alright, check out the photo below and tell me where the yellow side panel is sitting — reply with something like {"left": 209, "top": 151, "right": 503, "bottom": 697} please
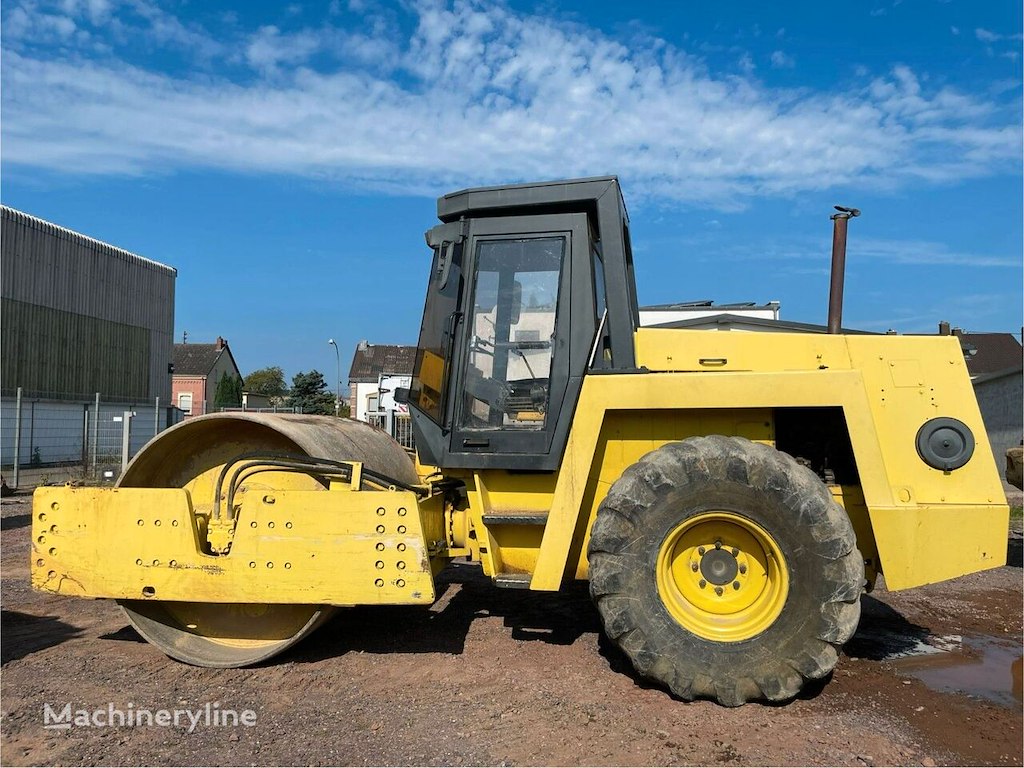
{"left": 870, "top": 504, "right": 1008, "bottom": 589}
{"left": 32, "top": 486, "right": 436, "bottom": 605}
{"left": 460, "top": 470, "right": 560, "bottom": 577}
{"left": 632, "top": 329, "right": 1005, "bottom": 506}
{"left": 844, "top": 335, "right": 1004, "bottom": 506}
{"left": 532, "top": 368, "right": 885, "bottom": 590}
{"left": 531, "top": 328, "right": 1008, "bottom": 592}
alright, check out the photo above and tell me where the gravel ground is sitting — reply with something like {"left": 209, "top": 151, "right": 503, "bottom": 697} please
{"left": 1, "top": 493, "right": 1021, "bottom": 767}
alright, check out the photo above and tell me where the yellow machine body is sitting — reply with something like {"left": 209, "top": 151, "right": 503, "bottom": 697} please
{"left": 33, "top": 328, "right": 1007, "bottom": 606}
{"left": 26, "top": 175, "right": 1011, "bottom": 689}
{"left": 447, "top": 329, "right": 1007, "bottom": 592}
{"left": 33, "top": 484, "right": 443, "bottom": 605}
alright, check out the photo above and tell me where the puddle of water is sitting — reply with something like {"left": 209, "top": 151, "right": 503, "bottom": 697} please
{"left": 895, "top": 635, "right": 1023, "bottom": 708}
{"left": 850, "top": 626, "right": 962, "bottom": 660}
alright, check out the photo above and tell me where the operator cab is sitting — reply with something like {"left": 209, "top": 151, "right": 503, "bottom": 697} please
{"left": 405, "top": 177, "right": 640, "bottom": 470}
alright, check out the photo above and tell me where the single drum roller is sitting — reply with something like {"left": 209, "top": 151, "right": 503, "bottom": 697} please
{"left": 116, "top": 412, "right": 418, "bottom": 668}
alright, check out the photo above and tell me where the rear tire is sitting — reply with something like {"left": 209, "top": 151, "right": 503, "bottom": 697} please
{"left": 588, "top": 435, "right": 863, "bottom": 706}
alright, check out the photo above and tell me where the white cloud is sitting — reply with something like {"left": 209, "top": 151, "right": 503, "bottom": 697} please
{"left": 245, "top": 25, "right": 320, "bottom": 74}
{"left": 853, "top": 293, "right": 1017, "bottom": 333}
{"left": 4, "top": 5, "right": 78, "bottom": 41}
{"left": 58, "top": 0, "right": 111, "bottom": 24}
{"left": 975, "top": 27, "right": 1024, "bottom": 43}
{"left": 711, "top": 235, "right": 1019, "bottom": 269}
{"left": 1, "top": 0, "right": 1020, "bottom": 209}
{"left": 852, "top": 237, "right": 1019, "bottom": 268}
{"left": 769, "top": 50, "right": 794, "bottom": 69}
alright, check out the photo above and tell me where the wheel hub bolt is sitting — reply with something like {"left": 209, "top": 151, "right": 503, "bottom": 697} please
{"left": 732, "top": 581, "right": 740, "bottom": 590}
{"left": 714, "top": 539, "right": 722, "bottom": 549}
{"left": 691, "top": 562, "right": 699, "bottom": 572}
{"left": 699, "top": 579, "right": 707, "bottom": 589}
{"left": 731, "top": 548, "right": 739, "bottom": 557}
{"left": 739, "top": 564, "right": 747, "bottom": 574}
{"left": 698, "top": 546, "right": 706, "bottom": 555}
{"left": 714, "top": 586, "right": 724, "bottom": 596}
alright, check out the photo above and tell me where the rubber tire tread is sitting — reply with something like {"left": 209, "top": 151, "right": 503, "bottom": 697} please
{"left": 588, "top": 435, "right": 863, "bottom": 707}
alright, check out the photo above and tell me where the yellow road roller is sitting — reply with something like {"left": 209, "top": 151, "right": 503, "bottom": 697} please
{"left": 32, "top": 177, "right": 1009, "bottom": 706}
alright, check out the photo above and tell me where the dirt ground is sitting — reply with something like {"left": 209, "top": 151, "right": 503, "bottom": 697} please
{"left": 1, "top": 493, "right": 1021, "bottom": 767}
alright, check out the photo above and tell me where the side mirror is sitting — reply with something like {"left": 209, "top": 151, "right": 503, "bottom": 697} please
{"left": 424, "top": 222, "right": 466, "bottom": 290}
{"left": 394, "top": 387, "right": 411, "bottom": 405}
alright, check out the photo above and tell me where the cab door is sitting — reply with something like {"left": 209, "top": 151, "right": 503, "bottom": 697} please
{"left": 450, "top": 213, "right": 590, "bottom": 462}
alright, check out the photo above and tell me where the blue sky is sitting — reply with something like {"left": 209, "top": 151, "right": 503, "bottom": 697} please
{"left": 2, "top": 0, "right": 1021, "bottom": 390}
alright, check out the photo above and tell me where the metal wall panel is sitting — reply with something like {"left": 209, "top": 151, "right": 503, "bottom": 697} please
{"left": 1, "top": 299, "right": 150, "bottom": 398}
{"left": 1, "top": 207, "right": 176, "bottom": 401}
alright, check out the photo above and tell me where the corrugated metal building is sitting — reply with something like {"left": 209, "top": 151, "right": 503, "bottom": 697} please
{"left": 1, "top": 206, "right": 176, "bottom": 402}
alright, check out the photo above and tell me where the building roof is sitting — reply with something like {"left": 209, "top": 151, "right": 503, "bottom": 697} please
{"left": 972, "top": 365, "right": 1024, "bottom": 385}
{"left": 645, "top": 313, "right": 875, "bottom": 335}
{"left": 348, "top": 342, "right": 417, "bottom": 383}
{"left": 956, "top": 331, "right": 1023, "bottom": 378}
{"left": 173, "top": 337, "right": 239, "bottom": 377}
{"left": 640, "top": 300, "right": 779, "bottom": 312}
{"left": 1, "top": 205, "right": 176, "bottom": 276}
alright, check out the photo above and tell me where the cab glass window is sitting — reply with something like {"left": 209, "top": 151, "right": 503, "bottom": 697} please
{"left": 460, "top": 237, "right": 565, "bottom": 431}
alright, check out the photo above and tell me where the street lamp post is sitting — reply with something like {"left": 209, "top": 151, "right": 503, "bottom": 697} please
{"left": 327, "top": 338, "right": 341, "bottom": 417}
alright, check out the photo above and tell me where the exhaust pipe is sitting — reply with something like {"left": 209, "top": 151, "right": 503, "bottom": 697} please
{"left": 827, "top": 205, "right": 860, "bottom": 334}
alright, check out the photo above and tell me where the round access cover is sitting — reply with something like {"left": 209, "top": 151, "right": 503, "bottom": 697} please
{"left": 915, "top": 417, "right": 975, "bottom": 471}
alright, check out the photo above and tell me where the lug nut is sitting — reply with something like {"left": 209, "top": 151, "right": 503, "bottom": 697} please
{"left": 714, "top": 539, "right": 722, "bottom": 550}
{"left": 698, "top": 579, "right": 707, "bottom": 589}
{"left": 739, "top": 564, "right": 747, "bottom": 574}
{"left": 733, "top": 581, "right": 740, "bottom": 590}
{"left": 690, "top": 562, "right": 699, "bottom": 572}
{"left": 714, "top": 586, "right": 724, "bottom": 596}
{"left": 698, "top": 546, "right": 706, "bottom": 556}
{"left": 731, "top": 548, "right": 739, "bottom": 557}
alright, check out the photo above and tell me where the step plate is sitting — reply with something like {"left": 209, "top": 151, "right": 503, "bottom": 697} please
{"left": 481, "top": 513, "right": 548, "bottom": 526}
{"left": 494, "top": 573, "right": 532, "bottom": 589}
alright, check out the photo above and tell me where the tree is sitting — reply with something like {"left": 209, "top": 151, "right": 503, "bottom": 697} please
{"left": 213, "top": 373, "right": 243, "bottom": 410}
{"left": 244, "top": 366, "right": 289, "bottom": 397}
{"left": 286, "top": 370, "right": 337, "bottom": 415}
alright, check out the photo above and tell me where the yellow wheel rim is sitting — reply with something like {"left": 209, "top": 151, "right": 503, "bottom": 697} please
{"left": 656, "top": 511, "right": 789, "bottom": 642}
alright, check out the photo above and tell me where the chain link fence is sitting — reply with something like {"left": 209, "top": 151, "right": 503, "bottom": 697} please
{"left": 1, "top": 388, "right": 184, "bottom": 489}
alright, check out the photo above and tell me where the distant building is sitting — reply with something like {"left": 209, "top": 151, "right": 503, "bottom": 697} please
{"left": 241, "top": 392, "right": 272, "bottom": 410}
{"left": 642, "top": 301, "right": 872, "bottom": 335}
{"left": 347, "top": 341, "right": 417, "bottom": 422}
{"left": 939, "top": 324, "right": 1024, "bottom": 380}
{"left": 640, "top": 300, "right": 780, "bottom": 328}
{"left": 937, "top": 323, "right": 1023, "bottom": 477}
{"left": 1, "top": 206, "right": 177, "bottom": 474}
{"left": 1, "top": 205, "right": 176, "bottom": 401}
{"left": 172, "top": 336, "right": 241, "bottom": 417}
